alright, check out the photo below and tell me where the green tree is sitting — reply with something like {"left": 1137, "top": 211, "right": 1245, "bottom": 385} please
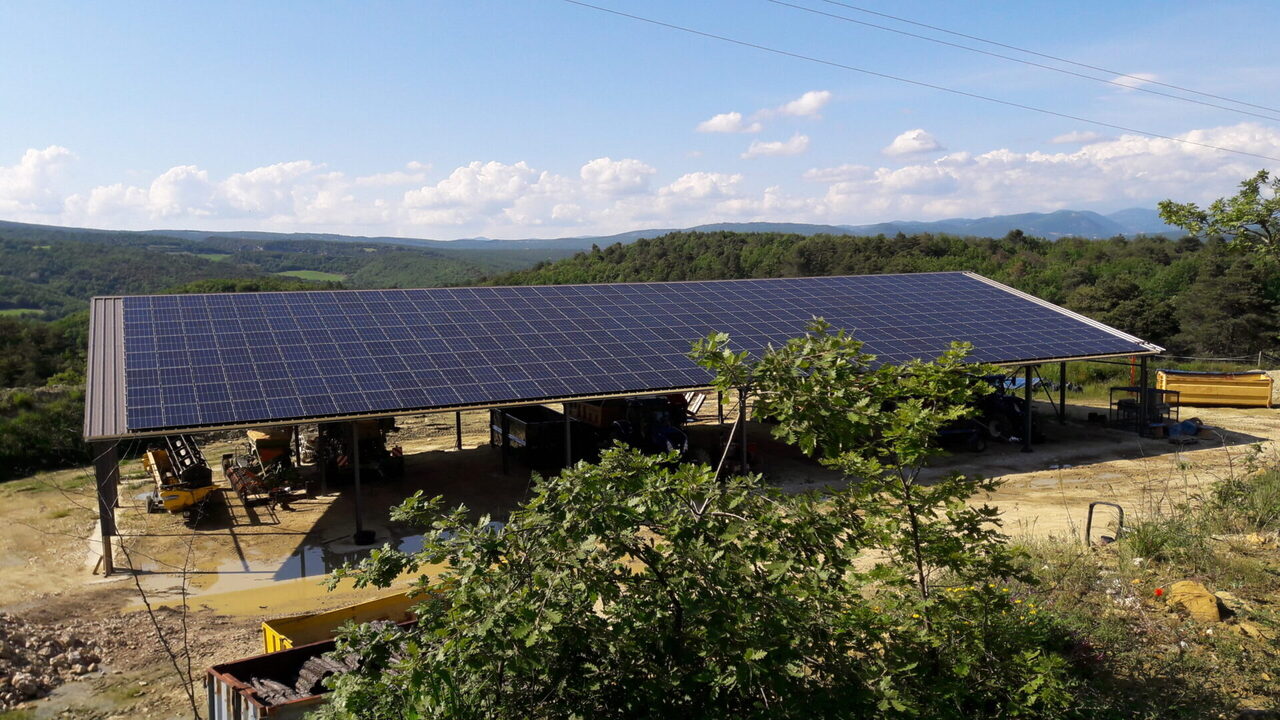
{"left": 692, "top": 321, "right": 1018, "bottom": 604}
{"left": 1159, "top": 170, "right": 1280, "bottom": 256}
{"left": 320, "top": 326, "right": 1078, "bottom": 719}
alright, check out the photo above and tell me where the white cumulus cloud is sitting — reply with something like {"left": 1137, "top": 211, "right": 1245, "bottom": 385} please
{"left": 15, "top": 122, "right": 1280, "bottom": 238}
{"left": 1050, "top": 130, "right": 1106, "bottom": 145}
{"left": 883, "top": 129, "right": 944, "bottom": 157}
{"left": 1111, "top": 72, "right": 1159, "bottom": 90}
{"left": 661, "top": 172, "right": 743, "bottom": 199}
{"left": 803, "top": 164, "right": 871, "bottom": 183}
{"left": 580, "top": 157, "right": 656, "bottom": 196}
{"left": 355, "top": 162, "right": 430, "bottom": 187}
{"left": 816, "top": 123, "right": 1280, "bottom": 222}
{"left": 0, "top": 145, "right": 76, "bottom": 216}
{"left": 774, "top": 90, "right": 831, "bottom": 117}
{"left": 742, "top": 134, "right": 810, "bottom": 159}
{"left": 696, "top": 111, "right": 762, "bottom": 133}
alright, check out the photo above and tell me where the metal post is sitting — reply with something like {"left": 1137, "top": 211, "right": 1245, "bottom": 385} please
{"left": 352, "top": 423, "right": 366, "bottom": 539}
{"left": 319, "top": 427, "right": 329, "bottom": 495}
{"left": 454, "top": 411, "right": 462, "bottom": 451}
{"left": 1021, "top": 366, "right": 1033, "bottom": 453}
{"left": 1058, "top": 362, "right": 1067, "bottom": 425}
{"left": 1138, "top": 356, "right": 1150, "bottom": 435}
{"left": 717, "top": 391, "right": 724, "bottom": 425}
{"left": 293, "top": 426, "right": 301, "bottom": 466}
{"left": 738, "top": 388, "right": 748, "bottom": 472}
{"left": 563, "top": 403, "right": 572, "bottom": 469}
{"left": 92, "top": 441, "right": 119, "bottom": 575}
{"left": 501, "top": 410, "right": 510, "bottom": 475}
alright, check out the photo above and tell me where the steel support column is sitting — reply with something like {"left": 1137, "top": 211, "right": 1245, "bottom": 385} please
{"left": 501, "top": 411, "right": 510, "bottom": 475}
{"left": 563, "top": 403, "right": 572, "bottom": 469}
{"left": 454, "top": 411, "right": 462, "bottom": 451}
{"left": 320, "top": 433, "right": 329, "bottom": 495}
{"left": 1058, "top": 362, "right": 1067, "bottom": 424}
{"left": 352, "top": 423, "right": 371, "bottom": 544}
{"left": 717, "top": 391, "right": 724, "bottom": 425}
{"left": 92, "top": 441, "right": 119, "bottom": 575}
{"left": 1138, "top": 356, "right": 1150, "bottom": 435}
{"left": 1021, "top": 366, "right": 1034, "bottom": 453}
{"left": 738, "top": 388, "right": 748, "bottom": 472}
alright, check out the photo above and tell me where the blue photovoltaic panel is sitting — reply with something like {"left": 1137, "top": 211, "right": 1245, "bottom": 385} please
{"left": 118, "top": 272, "right": 1157, "bottom": 431}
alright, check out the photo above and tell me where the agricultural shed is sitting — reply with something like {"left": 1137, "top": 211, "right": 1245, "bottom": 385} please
{"left": 82, "top": 271, "right": 1164, "bottom": 571}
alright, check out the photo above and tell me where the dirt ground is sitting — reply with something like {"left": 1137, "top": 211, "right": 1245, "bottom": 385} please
{"left": 0, "top": 394, "right": 1275, "bottom": 718}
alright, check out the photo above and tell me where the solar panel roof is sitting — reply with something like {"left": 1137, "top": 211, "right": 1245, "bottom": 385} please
{"left": 84, "top": 272, "right": 1161, "bottom": 438}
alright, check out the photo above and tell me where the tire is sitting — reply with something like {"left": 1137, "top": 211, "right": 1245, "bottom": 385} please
{"left": 986, "top": 415, "right": 1013, "bottom": 441}
{"left": 967, "top": 434, "right": 988, "bottom": 453}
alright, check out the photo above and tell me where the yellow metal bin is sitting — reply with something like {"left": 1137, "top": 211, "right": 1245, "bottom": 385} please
{"left": 262, "top": 591, "right": 418, "bottom": 653}
{"left": 1155, "top": 370, "right": 1274, "bottom": 408}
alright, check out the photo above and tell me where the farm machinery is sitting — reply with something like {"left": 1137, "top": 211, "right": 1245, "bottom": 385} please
{"left": 567, "top": 395, "right": 690, "bottom": 457}
{"left": 142, "top": 435, "right": 216, "bottom": 523}
{"left": 314, "top": 419, "right": 404, "bottom": 482}
{"left": 935, "top": 375, "right": 1044, "bottom": 451}
{"left": 972, "top": 375, "right": 1043, "bottom": 444}
{"left": 222, "top": 428, "right": 305, "bottom": 508}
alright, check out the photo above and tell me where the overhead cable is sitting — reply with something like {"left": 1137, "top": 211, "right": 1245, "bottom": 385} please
{"left": 560, "top": 0, "right": 1280, "bottom": 164}
{"left": 814, "top": 0, "right": 1280, "bottom": 116}
{"left": 769, "top": 0, "right": 1280, "bottom": 123}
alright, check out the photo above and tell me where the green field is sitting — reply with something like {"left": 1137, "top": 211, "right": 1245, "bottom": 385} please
{"left": 0, "top": 308, "right": 45, "bottom": 317}
{"left": 274, "top": 270, "right": 346, "bottom": 282}
{"left": 194, "top": 252, "right": 232, "bottom": 261}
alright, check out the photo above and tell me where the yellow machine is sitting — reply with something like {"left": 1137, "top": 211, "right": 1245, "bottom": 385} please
{"left": 1156, "top": 370, "right": 1274, "bottom": 408}
{"left": 261, "top": 590, "right": 419, "bottom": 653}
{"left": 143, "top": 435, "right": 217, "bottom": 523}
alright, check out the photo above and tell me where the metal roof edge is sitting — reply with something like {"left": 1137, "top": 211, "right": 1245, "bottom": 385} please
{"left": 963, "top": 272, "right": 1165, "bottom": 353}
{"left": 82, "top": 385, "right": 721, "bottom": 440}
{"left": 98, "top": 271, "right": 977, "bottom": 302}
{"left": 83, "top": 297, "right": 127, "bottom": 440}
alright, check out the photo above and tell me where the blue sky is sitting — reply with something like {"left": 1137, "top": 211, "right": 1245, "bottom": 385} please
{"left": 1, "top": 1, "right": 1277, "bottom": 239}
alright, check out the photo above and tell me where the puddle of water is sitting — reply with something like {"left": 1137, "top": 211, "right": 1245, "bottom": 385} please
{"left": 196, "top": 521, "right": 504, "bottom": 595}
{"left": 269, "top": 531, "right": 427, "bottom": 582}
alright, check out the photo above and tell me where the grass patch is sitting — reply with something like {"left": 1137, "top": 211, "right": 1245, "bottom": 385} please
{"left": 0, "top": 470, "right": 93, "bottom": 497}
{"left": 194, "top": 252, "right": 232, "bottom": 261}
{"left": 0, "top": 308, "right": 45, "bottom": 317}
{"left": 275, "top": 269, "right": 346, "bottom": 282}
{"left": 1010, "top": 465, "right": 1280, "bottom": 717}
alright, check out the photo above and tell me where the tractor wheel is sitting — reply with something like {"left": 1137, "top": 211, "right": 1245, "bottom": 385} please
{"left": 986, "top": 415, "right": 1014, "bottom": 441}
{"left": 967, "top": 433, "right": 988, "bottom": 453}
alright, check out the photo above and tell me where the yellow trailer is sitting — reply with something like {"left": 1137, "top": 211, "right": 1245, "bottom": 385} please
{"left": 1156, "top": 370, "right": 1274, "bottom": 408}
{"left": 261, "top": 591, "right": 419, "bottom": 653}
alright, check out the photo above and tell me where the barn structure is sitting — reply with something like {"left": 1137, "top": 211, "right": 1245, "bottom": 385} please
{"left": 82, "top": 271, "right": 1162, "bottom": 573}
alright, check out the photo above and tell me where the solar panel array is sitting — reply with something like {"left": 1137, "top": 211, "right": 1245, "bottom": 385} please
{"left": 119, "top": 272, "right": 1153, "bottom": 432}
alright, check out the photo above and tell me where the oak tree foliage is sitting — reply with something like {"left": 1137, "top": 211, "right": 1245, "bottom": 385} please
{"left": 320, "top": 325, "right": 1081, "bottom": 719}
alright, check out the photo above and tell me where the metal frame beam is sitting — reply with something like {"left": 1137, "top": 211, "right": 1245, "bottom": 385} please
{"left": 1021, "top": 366, "right": 1034, "bottom": 453}
{"left": 91, "top": 441, "right": 120, "bottom": 575}
{"left": 85, "top": 349, "right": 1162, "bottom": 442}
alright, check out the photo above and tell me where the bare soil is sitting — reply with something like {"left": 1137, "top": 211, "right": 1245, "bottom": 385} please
{"left": 0, "top": 396, "right": 1275, "bottom": 718}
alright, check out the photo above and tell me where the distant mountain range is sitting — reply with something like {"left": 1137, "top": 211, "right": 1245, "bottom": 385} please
{"left": 147, "top": 207, "right": 1176, "bottom": 247}
{"left": 0, "top": 207, "right": 1178, "bottom": 256}
{"left": 836, "top": 208, "right": 1177, "bottom": 239}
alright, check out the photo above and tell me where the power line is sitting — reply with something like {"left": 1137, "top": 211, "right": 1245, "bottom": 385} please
{"left": 768, "top": 0, "right": 1280, "bottom": 123}
{"left": 560, "top": 0, "right": 1280, "bottom": 164}
{"left": 814, "top": 0, "right": 1280, "bottom": 117}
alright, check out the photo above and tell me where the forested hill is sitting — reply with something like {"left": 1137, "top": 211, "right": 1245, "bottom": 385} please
{"left": 0, "top": 224, "right": 575, "bottom": 320}
{"left": 493, "top": 230, "right": 1280, "bottom": 357}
